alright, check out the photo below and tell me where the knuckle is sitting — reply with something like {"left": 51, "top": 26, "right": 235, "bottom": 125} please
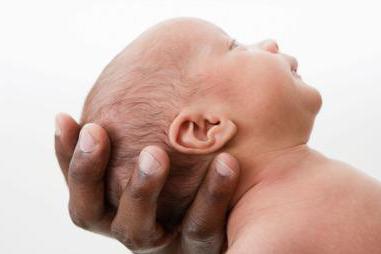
{"left": 68, "top": 167, "right": 88, "bottom": 183}
{"left": 111, "top": 221, "right": 162, "bottom": 251}
{"left": 111, "top": 224, "right": 132, "bottom": 247}
{"left": 128, "top": 181, "right": 153, "bottom": 202}
{"left": 68, "top": 207, "right": 90, "bottom": 230}
{"left": 183, "top": 216, "right": 213, "bottom": 241}
{"left": 204, "top": 184, "right": 230, "bottom": 204}
{"left": 111, "top": 223, "right": 143, "bottom": 250}
{"left": 69, "top": 157, "right": 103, "bottom": 183}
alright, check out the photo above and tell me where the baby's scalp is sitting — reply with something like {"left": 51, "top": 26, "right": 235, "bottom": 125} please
{"left": 80, "top": 18, "right": 218, "bottom": 227}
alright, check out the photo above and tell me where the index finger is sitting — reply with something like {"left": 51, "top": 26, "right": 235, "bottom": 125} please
{"left": 67, "top": 123, "right": 111, "bottom": 234}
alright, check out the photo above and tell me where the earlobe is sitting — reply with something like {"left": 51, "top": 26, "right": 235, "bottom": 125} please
{"left": 168, "top": 110, "right": 237, "bottom": 154}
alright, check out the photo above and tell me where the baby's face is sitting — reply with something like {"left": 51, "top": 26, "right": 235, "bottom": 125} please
{"left": 142, "top": 18, "right": 322, "bottom": 155}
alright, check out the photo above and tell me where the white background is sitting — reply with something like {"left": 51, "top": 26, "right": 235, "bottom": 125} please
{"left": 0, "top": 0, "right": 380, "bottom": 253}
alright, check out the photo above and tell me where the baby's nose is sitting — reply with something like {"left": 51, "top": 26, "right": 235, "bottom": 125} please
{"left": 256, "top": 39, "right": 279, "bottom": 53}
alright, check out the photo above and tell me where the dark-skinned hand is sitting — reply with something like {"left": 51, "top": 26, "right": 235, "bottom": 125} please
{"left": 55, "top": 113, "right": 240, "bottom": 253}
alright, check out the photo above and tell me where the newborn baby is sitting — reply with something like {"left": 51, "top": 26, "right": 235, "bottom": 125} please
{"left": 81, "top": 18, "right": 381, "bottom": 253}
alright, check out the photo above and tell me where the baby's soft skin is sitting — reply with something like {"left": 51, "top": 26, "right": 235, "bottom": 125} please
{"left": 76, "top": 17, "right": 381, "bottom": 253}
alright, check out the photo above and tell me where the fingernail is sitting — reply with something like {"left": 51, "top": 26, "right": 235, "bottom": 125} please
{"left": 55, "top": 115, "right": 61, "bottom": 136}
{"left": 216, "top": 158, "right": 234, "bottom": 176}
{"left": 79, "top": 125, "right": 97, "bottom": 153}
{"left": 139, "top": 150, "right": 161, "bottom": 175}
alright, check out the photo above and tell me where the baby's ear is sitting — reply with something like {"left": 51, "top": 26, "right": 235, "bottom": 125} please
{"left": 168, "top": 108, "right": 237, "bottom": 154}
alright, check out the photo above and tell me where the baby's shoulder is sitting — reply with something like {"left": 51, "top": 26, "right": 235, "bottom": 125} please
{"left": 227, "top": 158, "right": 381, "bottom": 254}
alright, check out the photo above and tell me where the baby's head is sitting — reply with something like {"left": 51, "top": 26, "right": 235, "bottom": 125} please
{"left": 81, "top": 18, "right": 322, "bottom": 228}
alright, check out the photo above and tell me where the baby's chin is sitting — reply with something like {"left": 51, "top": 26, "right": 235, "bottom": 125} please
{"left": 302, "top": 83, "right": 322, "bottom": 115}
{"left": 293, "top": 76, "right": 322, "bottom": 116}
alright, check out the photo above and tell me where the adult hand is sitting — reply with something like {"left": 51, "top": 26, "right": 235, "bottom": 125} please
{"left": 55, "top": 113, "right": 240, "bottom": 254}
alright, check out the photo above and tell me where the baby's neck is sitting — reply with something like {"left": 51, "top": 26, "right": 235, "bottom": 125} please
{"left": 226, "top": 144, "right": 327, "bottom": 246}
{"left": 229, "top": 144, "right": 316, "bottom": 207}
